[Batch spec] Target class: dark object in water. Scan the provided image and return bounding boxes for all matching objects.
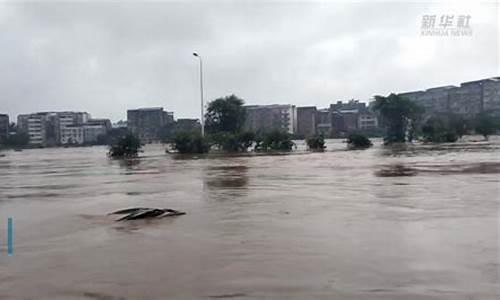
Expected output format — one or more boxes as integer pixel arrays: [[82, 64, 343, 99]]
[[110, 207, 186, 221]]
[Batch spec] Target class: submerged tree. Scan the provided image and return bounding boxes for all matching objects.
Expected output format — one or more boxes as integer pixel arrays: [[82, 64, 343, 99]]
[[108, 133, 141, 158], [373, 94, 423, 144], [421, 114, 469, 143], [203, 95, 257, 152], [172, 131, 209, 154], [474, 113, 498, 140], [306, 135, 326, 151], [255, 130, 295, 151], [210, 131, 255, 152], [346, 133, 373, 149], [4, 132, 30, 148], [205, 95, 247, 134]]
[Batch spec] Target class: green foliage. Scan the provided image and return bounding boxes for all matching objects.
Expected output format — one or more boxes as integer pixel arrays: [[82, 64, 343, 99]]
[[346, 133, 373, 149], [205, 95, 247, 134], [474, 114, 498, 139], [421, 114, 467, 143], [373, 94, 423, 144], [306, 135, 326, 150], [255, 130, 295, 151], [172, 131, 209, 154], [210, 131, 255, 152], [449, 114, 469, 139], [4, 132, 30, 148], [108, 133, 142, 158]]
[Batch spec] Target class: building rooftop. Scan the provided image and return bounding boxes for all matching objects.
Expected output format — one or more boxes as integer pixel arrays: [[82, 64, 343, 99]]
[[426, 85, 457, 92], [245, 104, 294, 109], [461, 77, 500, 86], [127, 107, 164, 112]]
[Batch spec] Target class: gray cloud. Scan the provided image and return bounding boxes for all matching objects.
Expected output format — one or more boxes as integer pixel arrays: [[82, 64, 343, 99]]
[[0, 1, 497, 122]]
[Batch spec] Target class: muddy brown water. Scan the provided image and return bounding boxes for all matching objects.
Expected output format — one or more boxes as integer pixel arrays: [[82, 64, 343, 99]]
[[0, 137, 499, 299]]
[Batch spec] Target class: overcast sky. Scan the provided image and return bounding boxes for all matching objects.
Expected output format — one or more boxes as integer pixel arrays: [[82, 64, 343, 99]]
[[0, 0, 498, 122]]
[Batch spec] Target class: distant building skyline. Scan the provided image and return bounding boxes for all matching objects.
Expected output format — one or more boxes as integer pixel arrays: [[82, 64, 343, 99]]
[[6, 75, 499, 123], [3, 75, 499, 144], [1, 2, 497, 122], [16, 111, 111, 147]]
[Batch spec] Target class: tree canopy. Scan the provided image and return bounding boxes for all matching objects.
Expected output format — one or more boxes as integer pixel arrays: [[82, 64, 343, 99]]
[[108, 133, 142, 158], [373, 93, 423, 144], [474, 113, 498, 140], [205, 95, 247, 134], [346, 133, 372, 149], [306, 135, 326, 151], [172, 131, 209, 154], [255, 130, 295, 151]]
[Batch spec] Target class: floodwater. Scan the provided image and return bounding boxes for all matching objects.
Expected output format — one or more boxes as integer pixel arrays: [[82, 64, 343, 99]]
[[0, 137, 499, 299]]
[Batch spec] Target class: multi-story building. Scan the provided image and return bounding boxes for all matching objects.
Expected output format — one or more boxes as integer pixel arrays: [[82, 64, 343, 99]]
[[17, 113, 51, 146], [0, 114, 9, 144], [483, 78, 500, 115], [329, 100, 378, 135], [296, 106, 317, 137], [399, 77, 500, 119], [399, 86, 454, 115], [18, 111, 106, 146], [174, 118, 201, 133], [61, 125, 84, 144], [330, 100, 367, 112], [358, 112, 379, 131], [127, 107, 174, 142], [57, 112, 90, 144], [83, 119, 112, 144], [316, 109, 333, 136], [244, 104, 297, 134]]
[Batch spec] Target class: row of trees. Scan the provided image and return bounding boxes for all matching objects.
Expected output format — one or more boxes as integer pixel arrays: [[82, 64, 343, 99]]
[[171, 95, 299, 154], [107, 93, 498, 157], [373, 94, 499, 144], [169, 95, 378, 154]]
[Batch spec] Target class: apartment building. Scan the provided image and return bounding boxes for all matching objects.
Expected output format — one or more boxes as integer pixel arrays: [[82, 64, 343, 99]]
[[329, 100, 379, 135], [0, 114, 9, 144], [18, 111, 109, 146], [83, 119, 112, 143], [296, 106, 317, 137], [244, 104, 297, 134], [17, 113, 50, 146], [399, 77, 500, 119], [127, 107, 174, 142]]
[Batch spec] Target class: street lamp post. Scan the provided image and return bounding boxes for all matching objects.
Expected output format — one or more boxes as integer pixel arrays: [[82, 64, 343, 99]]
[[192, 52, 204, 137]]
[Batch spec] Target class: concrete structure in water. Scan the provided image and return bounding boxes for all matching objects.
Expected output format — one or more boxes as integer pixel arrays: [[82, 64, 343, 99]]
[[399, 77, 500, 118], [244, 104, 297, 134], [127, 107, 174, 142], [0, 114, 9, 144]]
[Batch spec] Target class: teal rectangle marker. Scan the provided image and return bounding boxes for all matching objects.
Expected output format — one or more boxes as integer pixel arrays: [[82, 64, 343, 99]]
[[7, 217, 13, 256]]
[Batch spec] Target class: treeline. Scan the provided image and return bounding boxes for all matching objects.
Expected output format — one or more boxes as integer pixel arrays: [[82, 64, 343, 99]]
[[107, 93, 499, 157], [373, 93, 500, 144], [171, 95, 298, 154], [168, 95, 380, 154]]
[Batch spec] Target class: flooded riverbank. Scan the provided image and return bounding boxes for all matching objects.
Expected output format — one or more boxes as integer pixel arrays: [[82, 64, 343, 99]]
[[0, 138, 499, 299]]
